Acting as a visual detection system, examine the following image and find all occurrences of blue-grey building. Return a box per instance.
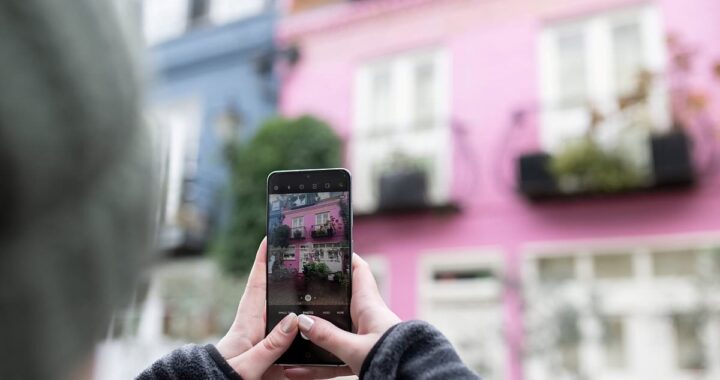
[143,0,280,252]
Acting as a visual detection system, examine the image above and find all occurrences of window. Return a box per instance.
[283,247,295,261]
[538,256,575,283]
[672,314,705,370]
[142,0,267,45]
[187,0,210,29]
[315,212,329,226]
[526,242,720,378]
[653,250,697,277]
[142,0,190,45]
[602,316,626,369]
[353,48,450,213]
[556,29,587,108]
[209,0,266,24]
[612,21,645,97]
[413,59,437,128]
[292,217,303,228]
[593,253,633,279]
[368,66,393,134]
[419,252,505,377]
[152,99,202,226]
[300,245,310,266]
[539,5,667,152]
[433,268,495,283]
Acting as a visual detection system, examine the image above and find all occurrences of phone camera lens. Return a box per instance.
[299,184,305,190]
[273,185,278,191]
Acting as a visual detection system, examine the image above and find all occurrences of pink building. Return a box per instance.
[278,1,720,379]
[277,195,348,273]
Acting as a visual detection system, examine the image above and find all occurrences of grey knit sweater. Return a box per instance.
[137,320,481,380]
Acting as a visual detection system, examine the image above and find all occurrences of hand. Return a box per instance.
[283,253,401,379]
[216,238,299,380]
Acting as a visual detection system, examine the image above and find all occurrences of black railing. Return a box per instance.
[311,224,335,238]
[290,226,306,239]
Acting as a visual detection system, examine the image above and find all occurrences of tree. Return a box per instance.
[213,115,341,275]
[270,224,291,248]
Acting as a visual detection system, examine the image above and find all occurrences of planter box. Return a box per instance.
[517,153,558,199]
[650,131,695,187]
[518,131,695,199]
[290,227,305,240]
[311,224,335,238]
[378,169,429,211]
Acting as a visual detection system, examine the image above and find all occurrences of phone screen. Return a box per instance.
[266,169,352,365]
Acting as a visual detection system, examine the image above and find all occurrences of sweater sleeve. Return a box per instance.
[136,344,243,380]
[359,320,481,380]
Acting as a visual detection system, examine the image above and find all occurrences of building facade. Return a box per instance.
[278,0,720,379]
[144,0,278,251]
[269,193,349,274]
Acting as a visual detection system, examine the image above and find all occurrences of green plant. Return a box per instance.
[549,138,646,193]
[212,115,341,275]
[303,262,330,279]
[270,224,291,248]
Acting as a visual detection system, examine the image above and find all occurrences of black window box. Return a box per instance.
[517,131,695,200]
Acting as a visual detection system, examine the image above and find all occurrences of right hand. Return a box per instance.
[283,253,401,379]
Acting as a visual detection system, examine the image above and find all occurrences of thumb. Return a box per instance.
[229,313,298,379]
[297,314,365,368]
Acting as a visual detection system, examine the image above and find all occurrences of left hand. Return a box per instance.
[216,237,298,380]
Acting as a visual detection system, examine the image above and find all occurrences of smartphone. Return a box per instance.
[265,168,352,365]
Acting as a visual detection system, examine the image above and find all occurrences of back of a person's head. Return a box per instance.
[0,1,155,378]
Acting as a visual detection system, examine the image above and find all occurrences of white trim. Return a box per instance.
[362,254,391,305]
[417,248,506,378]
[522,233,720,380]
[152,99,202,227]
[538,3,669,153]
[352,47,452,213]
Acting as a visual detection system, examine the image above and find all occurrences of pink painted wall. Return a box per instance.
[278,0,720,378]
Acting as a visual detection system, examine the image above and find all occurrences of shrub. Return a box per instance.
[549,138,646,193]
[270,224,291,248]
[212,116,341,275]
[303,262,330,279]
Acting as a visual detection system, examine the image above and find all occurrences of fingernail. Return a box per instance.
[282,313,297,333]
[298,314,314,332]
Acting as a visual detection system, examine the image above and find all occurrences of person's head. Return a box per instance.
[0,1,155,379]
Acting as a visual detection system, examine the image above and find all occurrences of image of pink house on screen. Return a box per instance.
[278,193,349,274]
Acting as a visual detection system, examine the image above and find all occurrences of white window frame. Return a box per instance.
[352,47,451,213]
[362,255,391,304]
[299,244,311,270]
[292,216,304,228]
[152,99,202,227]
[418,249,506,378]
[209,0,266,24]
[142,0,190,45]
[538,4,669,153]
[523,233,720,380]
[315,212,329,226]
[282,246,295,261]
